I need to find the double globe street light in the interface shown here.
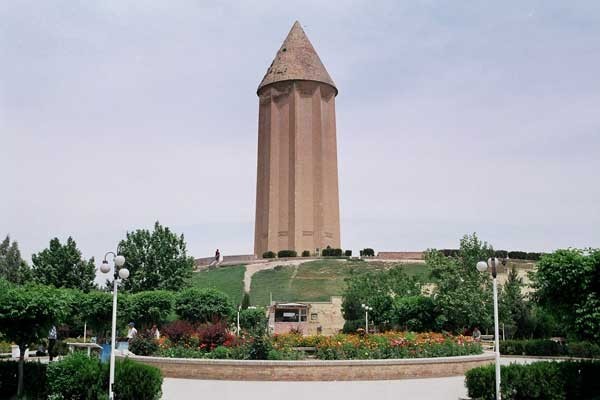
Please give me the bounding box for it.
[361,304,373,333]
[100,252,129,400]
[476,257,503,400]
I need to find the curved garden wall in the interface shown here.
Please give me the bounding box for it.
[122,353,494,381]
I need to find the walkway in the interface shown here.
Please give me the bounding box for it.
[161,357,547,400]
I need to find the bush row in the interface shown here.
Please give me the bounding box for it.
[359,248,375,257]
[465,361,600,400]
[261,249,354,258]
[439,249,545,260]
[0,353,162,400]
[500,339,600,358]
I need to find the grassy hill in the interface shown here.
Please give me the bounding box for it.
[191,259,432,306]
[190,264,245,304]
[190,258,534,306]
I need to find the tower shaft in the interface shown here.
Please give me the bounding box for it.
[254,80,340,255]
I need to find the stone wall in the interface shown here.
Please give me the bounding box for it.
[123,353,494,381]
[377,252,424,260]
[195,254,257,268]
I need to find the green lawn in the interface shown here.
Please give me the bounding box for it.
[249,260,431,306]
[190,265,245,304]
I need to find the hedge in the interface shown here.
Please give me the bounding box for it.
[0,361,47,399]
[438,249,545,261]
[277,250,297,258]
[344,250,352,257]
[500,339,600,358]
[322,247,343,257]
[465,361,600,400]
[262,251,276,259]
[360,248,375,257]
[1,354,162,400]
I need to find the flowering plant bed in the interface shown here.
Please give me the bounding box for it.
[150,326,481,360]
[273,332,482,360]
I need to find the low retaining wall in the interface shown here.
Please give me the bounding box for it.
[123,353,494,381]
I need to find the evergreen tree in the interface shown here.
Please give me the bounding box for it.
[499,266,528,338]
[0,235,32,284]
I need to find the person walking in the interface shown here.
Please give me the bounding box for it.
[48,325,57,362]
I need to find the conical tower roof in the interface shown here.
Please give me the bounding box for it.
[258,21,337,94]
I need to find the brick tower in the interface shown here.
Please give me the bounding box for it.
[254,21,341,256]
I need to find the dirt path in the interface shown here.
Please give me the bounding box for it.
[243,259,316,294]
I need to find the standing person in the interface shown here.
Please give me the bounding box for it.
[127,322,138,341]
[150,324,160,339]
[48,325,57,362]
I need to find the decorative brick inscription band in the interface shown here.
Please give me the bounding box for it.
[122,353,494,381]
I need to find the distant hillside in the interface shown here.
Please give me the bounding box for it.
[191,259,431,306]
[190,258,535,306]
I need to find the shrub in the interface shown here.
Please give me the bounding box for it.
[494,250,508,258]
[125,290,174,329]
[262,251,276,259]
[439,249,460,257]
[112,357,162,400]
[0,361,47,399]
[342,319,363,333]
[208,346,231,359]
[508,251,528,260]
[197,320,232,349]
[360,248,375,257]
[277,250,297,258]
[47,352,105,399]
[344,250,352,257]
[465,361,600,400]
[500,339,600,358]
[567,341,600,358]
[129,332,159,356]
[241,292,250,309]
[162,320,195,344]
[301,250,310,257]
[175,288,235,323]
[248,335,272,360]
[322,247,343,257]
[239,308,268,333]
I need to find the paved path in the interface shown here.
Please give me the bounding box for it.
[161,357,548,400]
[243,258,322,293]
[162,376,469,400]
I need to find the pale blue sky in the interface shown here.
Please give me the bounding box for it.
[1,0,599,263]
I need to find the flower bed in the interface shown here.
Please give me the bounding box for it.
[273,332,482,360]
[149,328,481,360]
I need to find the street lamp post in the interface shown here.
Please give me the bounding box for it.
[476,257,502,400]
[100,252,129,400]
[361,304,372,333]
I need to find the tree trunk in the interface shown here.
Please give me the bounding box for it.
[17,344,25,398]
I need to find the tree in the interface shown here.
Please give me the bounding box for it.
[499,266,528,338]
[342,267,421,330]
[241,292,251,309]
[392,295,439,332]
[117,221,194,292]
[239,308,268,333]
[0,284,71,397]
[0,235,32,284]
[31,237,96,291]
[125,290,174,329]
[531,248,600,341]
[175,288,235,324]
[428,233,494,332]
